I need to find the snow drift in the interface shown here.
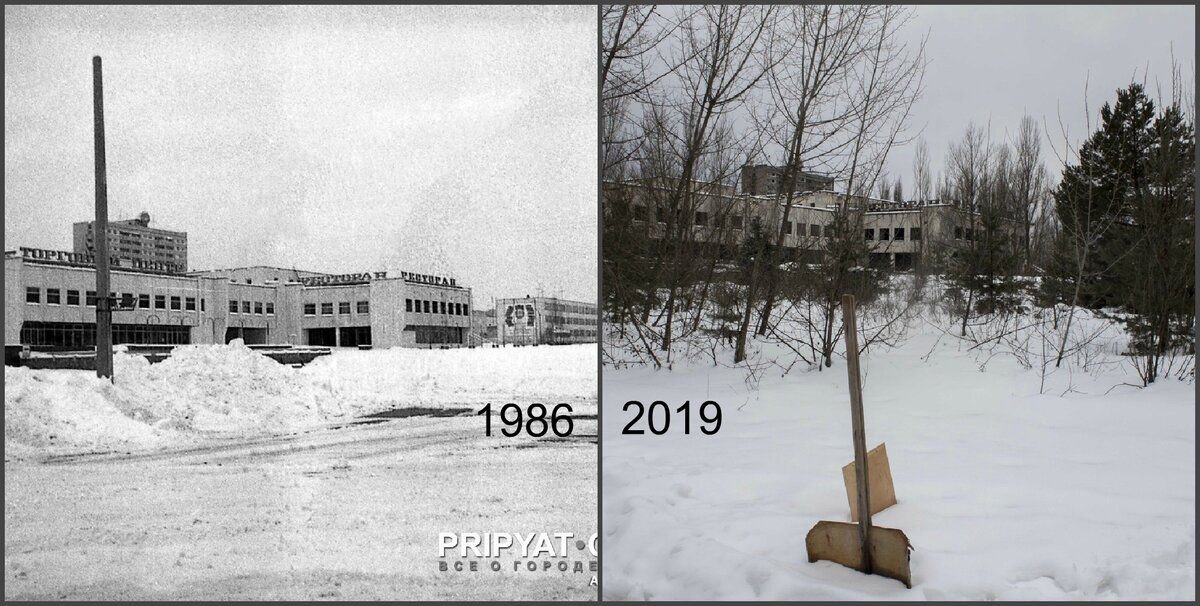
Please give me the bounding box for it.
[5,341,596,459]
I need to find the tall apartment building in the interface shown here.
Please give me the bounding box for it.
[740,164,835,196]
[73,211,188,273]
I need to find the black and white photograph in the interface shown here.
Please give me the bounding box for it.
[5,5,596,600]
[601,4,1195,601]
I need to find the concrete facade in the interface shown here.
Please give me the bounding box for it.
[6,249,472,349]
[496,296,598,346]
[607,180,1002,270]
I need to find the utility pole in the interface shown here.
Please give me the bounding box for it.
[93,56,113,379]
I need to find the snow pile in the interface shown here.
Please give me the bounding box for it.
[602,310,1195,600]
[4,365,165,458]
[297,343,597,415]
[108,342,335,434]
[5,341,597,459]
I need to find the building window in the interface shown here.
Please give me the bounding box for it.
[440,301,447,315]
[406,298,413,312]
[321,302,333,315]
[138,294,150,309]
[67,290,80,306]
[201,298,206,312]
[965,228,974,241]
[26,287,40,304]
[170,296,182,310]
[895,227,905,241]
[632,204,647,222]
[810,224,821,237]
[911,227,922,241]
[423,300,431,314]
[265,302,274,315]
[463,303,469,315]
[339,301,350,315]
[695,211,708,227]
[186,297,196,311]
[46,288,61,305]
[454,302,462,315]
[656,206,666,224]
[783,221,793,235]
[879,228,890,241]
[865,229,875,241]
[86,290,97,307]
[229,300,239,313]
[304,303,316,316]
[954,226,962,240]
[157,295,168,309]
[357,300,369,314]
[255,301,264,314]
[732,214,743,230]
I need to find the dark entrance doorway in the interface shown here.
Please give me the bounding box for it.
[225,327,268,345]
[338,326,372,347]
[306,327,337,346]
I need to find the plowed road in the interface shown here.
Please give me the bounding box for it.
[5,415,597,600]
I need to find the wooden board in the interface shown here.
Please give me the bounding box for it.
[842,442,897,522]
[805,520,913,588]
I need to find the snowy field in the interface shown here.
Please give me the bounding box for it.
[5,343,597,600]
[602,305,1194,600]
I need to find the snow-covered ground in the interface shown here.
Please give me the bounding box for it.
[6,341,596,460]
[602,305,1195,600]
[5,343,597,600]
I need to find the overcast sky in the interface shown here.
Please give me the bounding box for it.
[887,4,1194,189]
[5,5,597,305]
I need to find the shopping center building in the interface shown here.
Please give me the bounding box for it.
[5,247,472,348]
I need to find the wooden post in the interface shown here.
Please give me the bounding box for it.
[93,56,113,380]
[841,293,871,574]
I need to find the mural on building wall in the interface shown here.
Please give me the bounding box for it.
[501,302,537,343]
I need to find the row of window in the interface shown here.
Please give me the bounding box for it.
[545,315,598,326]
[228,299,276,315]
[405,298,468,316]
[303,301,370,316]
[783,222,830,238]
[632,205,750,231]
[545,302,597,314]
[865,227,922,242]
[953,226,975,241]
[25,287,206,312]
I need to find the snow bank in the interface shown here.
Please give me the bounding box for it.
[297,343,597,415]
[5,342,596,459]
[602,308,1195,600]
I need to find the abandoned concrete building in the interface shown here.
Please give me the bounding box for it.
[604,174,1017,271]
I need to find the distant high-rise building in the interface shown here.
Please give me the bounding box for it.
[741,164,835,196]
[73,211,188,272]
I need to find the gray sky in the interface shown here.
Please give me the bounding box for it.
[5,5,597,305]
[887,4,1195,189]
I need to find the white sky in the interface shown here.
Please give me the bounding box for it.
[887,4,1195,189]
[4,5,597,305]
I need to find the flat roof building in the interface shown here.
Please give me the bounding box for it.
[604,178,1015,271]
[6,247,472,350]
[496,296,598,346]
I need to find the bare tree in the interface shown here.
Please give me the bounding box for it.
[1011,114,1048,273]
[911,136,933,202]
[744,5,926,357]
